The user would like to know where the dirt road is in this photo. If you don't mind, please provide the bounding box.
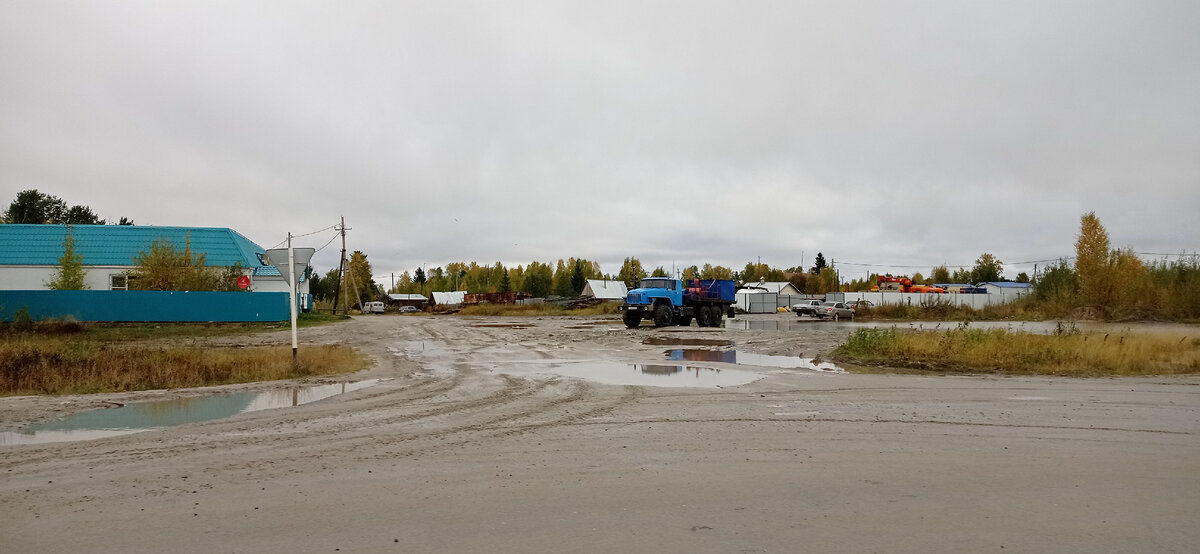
[2,315,1198,553]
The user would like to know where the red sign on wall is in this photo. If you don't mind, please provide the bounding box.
[237,275,251,289]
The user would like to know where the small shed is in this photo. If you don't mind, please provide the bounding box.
[431,291,466,307]
[735,287,778,313]
[581,279,628,301]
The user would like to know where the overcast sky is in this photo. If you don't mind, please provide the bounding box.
[3,1,1198,284]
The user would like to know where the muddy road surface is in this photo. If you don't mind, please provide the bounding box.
[2,314,1198,553]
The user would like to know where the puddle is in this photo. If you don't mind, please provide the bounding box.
[1,379,384,447]
[722,318,829,331]
[642,337,734,347]
[540,361,762,388]
[472,324,531,329]
[666,349,844,372]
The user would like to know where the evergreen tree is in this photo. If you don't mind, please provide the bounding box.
[809,252,827,274]
[570,259,586,295]
[47,227,87,290]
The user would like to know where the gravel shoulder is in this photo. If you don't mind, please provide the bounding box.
[2,314,1198,553]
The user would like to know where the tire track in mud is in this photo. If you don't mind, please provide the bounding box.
[1,317,647,484]
[0,369,644,479]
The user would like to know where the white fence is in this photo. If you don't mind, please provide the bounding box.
[830,291,1025,310]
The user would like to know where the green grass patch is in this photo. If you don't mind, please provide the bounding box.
[833,325,1200,376]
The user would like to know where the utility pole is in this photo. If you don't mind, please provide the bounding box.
[332,217,350,315]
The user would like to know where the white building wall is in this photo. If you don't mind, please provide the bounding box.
[2,265,288,294]
[0,265,130,290]
[981,284,1031,299]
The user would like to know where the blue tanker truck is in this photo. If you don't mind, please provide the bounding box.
[620,278,738,328]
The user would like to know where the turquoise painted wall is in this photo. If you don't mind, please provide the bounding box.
[0,290,290,322]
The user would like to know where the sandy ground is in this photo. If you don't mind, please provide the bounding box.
[2,314,1198,553]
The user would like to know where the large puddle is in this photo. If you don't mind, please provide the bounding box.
[1,379,384,447]
[666,349,844,372]
[488,348,841,388]
[534,361,762,388]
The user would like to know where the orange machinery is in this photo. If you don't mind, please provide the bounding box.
[872,275,946,293]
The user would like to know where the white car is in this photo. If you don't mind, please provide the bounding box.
[362,301,385,314]
[793,300,823,316]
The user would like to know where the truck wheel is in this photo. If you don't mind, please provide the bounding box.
[623,310,641,329]
[696,305,711,327]
[653,304,674,327]
[711,306,723,327]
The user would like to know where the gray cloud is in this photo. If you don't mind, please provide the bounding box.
[3,1,1197,282]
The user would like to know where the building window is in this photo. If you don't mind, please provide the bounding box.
[110,274,128,290]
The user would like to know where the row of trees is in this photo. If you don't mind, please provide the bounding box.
[370,248,1019,300]
[3,189,133,225]
[308,251,382,307]
[1032,213,1199,319]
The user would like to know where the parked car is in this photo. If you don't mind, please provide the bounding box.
[793,300,823,316]
[362,301,385,314]
[813,301,854,320]
[845,299,874,311]
[399,305,420,313]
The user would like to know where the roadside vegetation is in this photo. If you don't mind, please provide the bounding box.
[852,213,1200,323]
[0,318,368,396]
[834,324,1200,376]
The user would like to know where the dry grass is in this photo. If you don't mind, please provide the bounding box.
[833,325,1200,376]
[1,326,369,396]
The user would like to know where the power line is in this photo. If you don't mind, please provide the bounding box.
[268,224,339,249]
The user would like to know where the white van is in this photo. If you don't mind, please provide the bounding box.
[362,301,385,314]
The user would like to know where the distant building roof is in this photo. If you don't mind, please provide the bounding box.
[753,281,802,295]
[581,279,627,300]
[978,281,1032,288]
[0,224,268,268]
[388,293,428,302]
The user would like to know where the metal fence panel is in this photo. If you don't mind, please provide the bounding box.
[0,290,290,322]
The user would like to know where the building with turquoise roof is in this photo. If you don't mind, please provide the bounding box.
[0,224,304,297]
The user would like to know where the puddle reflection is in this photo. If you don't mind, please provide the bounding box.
[535,361,762,388]
[1,379,383,447]
[666,349,844,372]
[642,337,734,347]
